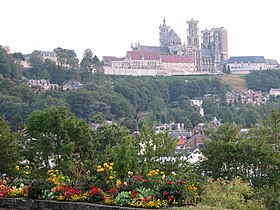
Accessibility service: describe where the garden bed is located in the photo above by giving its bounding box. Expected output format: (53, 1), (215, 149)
(0, 197), (147, 210)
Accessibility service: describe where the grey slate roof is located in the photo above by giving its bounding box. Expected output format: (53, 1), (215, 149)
(39, 51), (57, 57)
(227, 56), (266, 64)
(134, 45), (171, 55)
(266, 59), (278, 65)
(166, 29), (181, 45)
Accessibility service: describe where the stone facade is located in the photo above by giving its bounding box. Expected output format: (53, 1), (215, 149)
(103, 18), (228, 75)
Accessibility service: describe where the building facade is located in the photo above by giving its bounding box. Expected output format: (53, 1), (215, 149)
(104, 18), (228, 75)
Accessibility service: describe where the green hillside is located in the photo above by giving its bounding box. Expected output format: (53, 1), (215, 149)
(220, 74), (247, 90)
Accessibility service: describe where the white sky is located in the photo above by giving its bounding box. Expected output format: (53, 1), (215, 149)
(1, 0), (279, 61)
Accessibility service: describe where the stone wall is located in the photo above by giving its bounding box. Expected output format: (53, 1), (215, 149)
(0, 198), (143, 210)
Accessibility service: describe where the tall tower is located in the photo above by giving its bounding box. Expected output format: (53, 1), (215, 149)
(159, 18), (170, 47)
(211, 27), (228, 69)
(201, 28), (212, 53)
(187, 18), (200, 70)
(201, 28), (213, 71)
(187, 18), (200, 49)
(219, 27), (228, 62)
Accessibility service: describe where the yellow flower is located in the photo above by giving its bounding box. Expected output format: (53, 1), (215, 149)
(160, 171), (164, 175)
(103, 163), (109, 168)
(55, 169), (59, 174)
(148, 173), (152, 177)
(47, 170), (51, 173)
(25, 165), (29, 169)
(109, 176), (114, 180)
(15, 165), (20, 170)
(97, 165), (102, 169)
(24, 171), (30, 175)
(155, 169), (160, 173)
(109, 166), (113, 170)
(109, 162), (114, 166)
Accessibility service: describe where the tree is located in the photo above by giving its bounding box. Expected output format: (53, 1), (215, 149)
(226, 65), (231, 74)
(201, 118), (280, 189)
(222, 64), (227, 74)
(12, 52), (25, 61)
(92, 122), (131, 162)
(0, 46), (21, 79)
(138, 121), (178, 172)
(0, 117), (19, 175)
(111, 135), (140, 179)
(29, 50), (49, 79)
(25, 106), (94, 175)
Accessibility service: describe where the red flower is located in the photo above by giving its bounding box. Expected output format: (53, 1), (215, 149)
(143, 179), (150, 183)
(145, 196), (150, 203)
(167, 181), (173, 185)
(163, 191), (168, 196)
(132, 189), (137, 197)
(179, 180), (185, 185)
(136, 175), (142, 181)
(104, 195), (110, 202)
(168, 195), (173, 201)
(108, 187), (118, 195)
(23, 186), (29, 195)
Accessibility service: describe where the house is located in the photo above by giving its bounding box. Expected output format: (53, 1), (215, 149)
(28, 79), (59, 91)
(184, 133), (209, 152)
(269, 88), (280, 98)
(62, 81), (83, 90)
(266, 59), (278, 69)
(190, 99), (203, 107)
(39, 51), (58, 63)
(186, 148), (206, 164)
(175, 137), (188, 153)
(175, 133), (209, 154)
(226, 56), (268, 72)
(192, 123), (204, 134)
(170, 123), (191, 139)
(226, 89), (267, 105)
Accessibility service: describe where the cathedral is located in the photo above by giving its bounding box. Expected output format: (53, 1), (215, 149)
(103, 18), (228, 76)
(132, 18), (228, 72)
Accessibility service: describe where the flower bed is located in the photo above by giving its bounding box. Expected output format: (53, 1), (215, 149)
(0, 163), (201, 209)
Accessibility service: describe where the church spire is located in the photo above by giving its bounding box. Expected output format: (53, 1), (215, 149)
(163, 18), (166, 25)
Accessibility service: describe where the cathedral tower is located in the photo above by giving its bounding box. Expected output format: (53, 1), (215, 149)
(187, 18), (199, 49)
(159, 18), (170, 47)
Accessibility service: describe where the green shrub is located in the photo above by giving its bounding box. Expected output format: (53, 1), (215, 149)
(201, 177), (266, 210)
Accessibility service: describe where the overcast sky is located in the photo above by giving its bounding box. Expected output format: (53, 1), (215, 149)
(1, 0), (279, 61)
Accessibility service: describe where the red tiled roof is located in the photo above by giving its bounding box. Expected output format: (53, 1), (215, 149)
(177, 137), (187, 145)
(127, 51), (160, 60)
(161, 55), (193, 63)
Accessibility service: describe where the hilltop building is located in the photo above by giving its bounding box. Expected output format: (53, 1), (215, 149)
(103, 18), (228, 75)
(226, 56), (278, 73)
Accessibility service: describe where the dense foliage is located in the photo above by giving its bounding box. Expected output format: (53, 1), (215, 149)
(246, 69), (280, 92)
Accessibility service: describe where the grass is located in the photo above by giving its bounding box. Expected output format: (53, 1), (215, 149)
(219, 74), (247, 90)
(173, 205), (228, 210)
